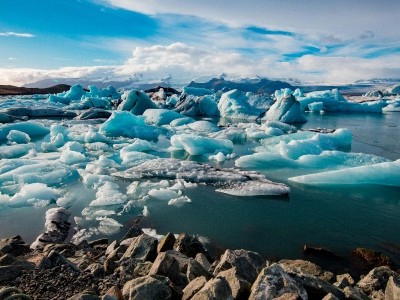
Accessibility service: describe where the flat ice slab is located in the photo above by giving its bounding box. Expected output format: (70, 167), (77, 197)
(113, 158), (290, 196)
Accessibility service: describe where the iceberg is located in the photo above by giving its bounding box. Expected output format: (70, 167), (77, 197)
(113, 158), (290, 196)
(59, 149), (86, 165)
(264, 89), (306, 123)
(0, 144), (33, 159)
(118, 89), (157, 115)
(289, 160), (400, 186)
(143, 108), (186, 125)
(218, 89), (267, 118)
(89, 181), (127, 206)
(182, 86), (213, 96)
(174, 95), (219, 117)
(6, 130), (31, 144)
(99, 111), (159, 140)
(9, 183), (58, 207)
(170, 134), (233, 156)
(48, 84), (85, 104)
(0, 121), (49, 141)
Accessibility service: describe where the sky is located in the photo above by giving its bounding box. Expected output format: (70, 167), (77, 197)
(0, 0), (400, 86)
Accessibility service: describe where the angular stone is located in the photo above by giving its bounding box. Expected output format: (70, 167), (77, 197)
(68, 292), (100, 300)
(0, 254), (17, 266)
(69, 254), (96, 270)
(134, 261), (153, 277)
(353, 248), (394, 269)
(334, 273), (355, 289)
(214, 249), (265, 283)
(183, 276), (207, 300)
(219, 267), (252, 300)
(322, 293), (340, 300)
(148, 251), (180, 284)
(191, 276), (233, 300)
(122, 234), (158, 262)
(174, 233), (209, 259)
(120, 224), (143, 242)
(385, 276), (400, 300)
(105, 241), (118, 256)
(102, 286), (124, 300)
(0, 236), (30, 256)
(89, 238), (108, 247)
(343, 286), (369, 300)
(47, 250), (79, 271)
(85, 263), (105, 277)
(122, 276), (172, 300)
(187, 258), (212, 282)
(291, 272), (344, 299)
(357, 266), (400, 295)
(249, 263), (307, 300)
(158, 232), (176, 253)
(196, 253), (211, 272)
(279, 259), (334, 282)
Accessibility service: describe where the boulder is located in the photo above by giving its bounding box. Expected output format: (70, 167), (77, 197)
(148, 251), (181, 284)
(0, 236), (30, 256)
(357, 266), (400, 295)
(290, 272), (344, 299)
(353, 248), (395, 269)
(334, 273), (355, 289)
(85, 263), (105, 277)
(174, 233), (209, 259)
(213, 249), (265, 283)
(102, 286), (124, 300)
(0, 265), (21, 282)
(182, 276), (207, 300)
(218, 267), (252, 300)
(47, 250), (79, 271)
(187, 258), (212, 282)
(343, 286), (369, 300)
(196, 253), (211, 271)
(89, 238), (108, 248)
(385, 276), (400, 300)
(191, 276), (233, 300)
(249, 263), (307, 300)
(120, 224), (144, 242)
(122, 276), (172, 300)
(322, 293), (340, 300)
(279, 259), (334, 282)
(122, 234), (158, 262)
(158, 232), (176, 253)
(68, 292), (100, 300)
(134, 261), (153, 277)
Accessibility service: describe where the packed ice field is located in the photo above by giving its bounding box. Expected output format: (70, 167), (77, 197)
(0, 83), (399, 245)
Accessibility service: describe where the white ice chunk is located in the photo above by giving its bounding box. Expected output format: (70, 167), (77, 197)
(142, 228), (164, 240)
(59, 149), (86, 165)
(289, 160), (400, 186)
(168, 195), (192, 206)
(84, 129), (109, 143)
(148, 188), (182, 201)
(127, 180), (170, 199)
(89, 181), (127, 206)
(120, 151), (157, 167)
(142, 206), (149, 217)
(143, 108), (186, 125)
(0, 144), (33, 159)
(9, 183), (58, 207)
(120, 139), (152, 153)
(6, 130), (31, 144)
(62, 141), (85, 153)
(218, 89), (268, 118)
(171, 134), (233, 156)
(209, 152), (227, 162)
(98, 217), (123, 235)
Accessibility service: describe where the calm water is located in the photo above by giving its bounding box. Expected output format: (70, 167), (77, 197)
(0, 111), (399, 266)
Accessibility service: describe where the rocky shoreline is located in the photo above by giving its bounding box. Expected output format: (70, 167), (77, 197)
(1, 217), (400, 300)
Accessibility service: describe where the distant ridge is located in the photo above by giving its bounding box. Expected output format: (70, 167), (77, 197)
(187, 77), (294, 94)
(0, 84), (71, 96)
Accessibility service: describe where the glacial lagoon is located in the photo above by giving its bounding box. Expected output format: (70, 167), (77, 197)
(1, 97), (399, 264)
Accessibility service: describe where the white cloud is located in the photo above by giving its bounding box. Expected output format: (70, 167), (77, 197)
(1, 42), (400, 86)
(0, 32), (35, 38)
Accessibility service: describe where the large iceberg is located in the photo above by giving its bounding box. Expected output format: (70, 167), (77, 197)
(118, 89), (157, 115)
(174, 95), (219, 117)
(289, 160), (400, 186)
(48, 84), (85, 104)
(264, 89), (306, 123)
(99, 111), (159, 140)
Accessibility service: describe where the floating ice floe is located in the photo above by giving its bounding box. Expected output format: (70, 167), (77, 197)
(170, 134), (233, 156)
(9, 183), (58, 207)
(59, 149), (86, 165)
(118, 89), (157, 115)
(264, 89), (306, 123)
(113, 158), (290, 196)
(289, 159), (400, 186)
(383, 99), (400, 112)
(0, 143), (34, 159)
(6, 130), (31, 144)
(143, 108), (186, 125)
(0, 121), (49, 140)
(99, 111), (159, 140)
(89, 181), (127, 206)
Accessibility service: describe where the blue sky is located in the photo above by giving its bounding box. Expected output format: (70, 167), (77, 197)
(1, 0), (399, 85)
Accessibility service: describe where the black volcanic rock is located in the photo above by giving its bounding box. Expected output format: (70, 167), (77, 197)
(187, 78), (293, 94)
(0, 84), (71, 96)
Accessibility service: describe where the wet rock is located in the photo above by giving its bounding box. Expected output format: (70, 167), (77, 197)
(353, 248), (395, 269)
(213, 249), (265, 283)
(279, 259), (334, 282)
(196, 253), (211, 272)
(303, 245), (341, 261)
(0, 235), (30, 256)
(191, 276), (233, 300)
(43, 243), (75, 256)
(158, 232), (176, 253)
(89, 238), (108, 248)
(102, 286), (124, 300)
(120, 224), (144, 242)
(187, 258), (212, 282)
(122, 276), (172, 300)
(356, 266), (400, 295)
(322, 293), (340, 300)
(385, 276), (400, 300)
(85, 263), (105, 277)
(174, 233), (209, 259)
(0, 265), (21, 282)
(182, 276), (207, 300)
(148, 251), (181, 284)
(371, 290), (385, 299)
(249, 263), (307, 300)
(218, 267), (252, 300)
(343, 286), (369, 300)
(47, 250), (80, 272)
(290, 272), (344, 299)
(105, 241), (118, 256)
(334, 273), (355, 289)
(70, 254), (96, 270)
(134, 261), (153, 277)
(122, 234), (158, 262)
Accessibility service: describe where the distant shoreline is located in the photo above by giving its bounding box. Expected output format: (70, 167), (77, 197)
(0, 84), (70, 96)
